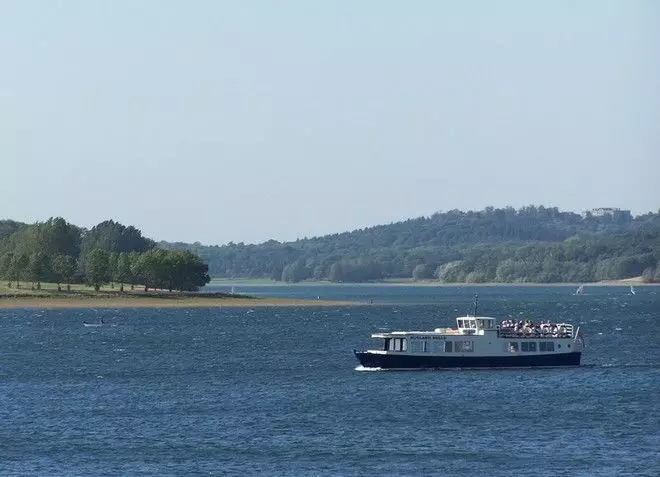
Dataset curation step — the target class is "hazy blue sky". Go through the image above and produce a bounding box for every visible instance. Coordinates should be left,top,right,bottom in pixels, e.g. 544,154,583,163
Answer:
1,1,658,244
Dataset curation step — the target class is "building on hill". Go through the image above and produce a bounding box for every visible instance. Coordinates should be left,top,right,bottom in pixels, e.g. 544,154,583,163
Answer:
583,208,632,220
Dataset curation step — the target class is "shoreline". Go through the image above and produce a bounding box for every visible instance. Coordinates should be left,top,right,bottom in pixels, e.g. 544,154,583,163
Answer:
210,279,658,287
0,295,359,309
0,296,358,310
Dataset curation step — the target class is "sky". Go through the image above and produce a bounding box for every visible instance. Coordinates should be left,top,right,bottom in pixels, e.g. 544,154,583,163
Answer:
1,1,658,245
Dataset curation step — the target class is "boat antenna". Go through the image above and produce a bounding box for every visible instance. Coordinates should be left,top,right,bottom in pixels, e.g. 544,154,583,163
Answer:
473,294,479,317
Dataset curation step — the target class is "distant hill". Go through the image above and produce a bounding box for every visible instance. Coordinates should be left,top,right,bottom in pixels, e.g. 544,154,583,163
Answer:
160,206,660,283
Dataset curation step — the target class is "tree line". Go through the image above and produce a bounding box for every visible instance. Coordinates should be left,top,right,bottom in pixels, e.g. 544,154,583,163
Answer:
0,218,210,292
3,208,658,286
160,206,660,283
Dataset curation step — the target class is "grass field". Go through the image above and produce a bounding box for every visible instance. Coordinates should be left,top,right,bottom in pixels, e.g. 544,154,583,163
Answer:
0,281,356,309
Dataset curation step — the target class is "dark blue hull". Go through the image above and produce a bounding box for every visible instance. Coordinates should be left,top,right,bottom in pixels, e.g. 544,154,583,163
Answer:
355,351,581,369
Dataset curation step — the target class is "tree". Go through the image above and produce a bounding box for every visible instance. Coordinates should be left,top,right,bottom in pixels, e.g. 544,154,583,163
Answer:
281,261,310,283
85,249,110,292
108,252,119,289
116,252,133,292
136,249,169,291
32,217,81,257
27,251,51,290
9,253,29,289
129,252,145,290
436,261,463,283
328,262,344,282
166,250,210,291
0,252,13,287
52,254,76,291
412,264,430,281
80,220,155,263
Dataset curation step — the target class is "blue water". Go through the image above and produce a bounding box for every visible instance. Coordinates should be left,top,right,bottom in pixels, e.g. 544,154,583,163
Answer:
1,286,659,476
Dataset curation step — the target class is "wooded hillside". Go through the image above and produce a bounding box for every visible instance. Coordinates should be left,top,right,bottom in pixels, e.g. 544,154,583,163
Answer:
161,206,660,283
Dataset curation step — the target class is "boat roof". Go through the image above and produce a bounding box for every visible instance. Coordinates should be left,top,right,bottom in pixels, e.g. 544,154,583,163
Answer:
372,330,445,338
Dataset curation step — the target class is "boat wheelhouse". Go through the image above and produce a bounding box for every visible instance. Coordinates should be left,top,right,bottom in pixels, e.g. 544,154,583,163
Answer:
354,305,584,370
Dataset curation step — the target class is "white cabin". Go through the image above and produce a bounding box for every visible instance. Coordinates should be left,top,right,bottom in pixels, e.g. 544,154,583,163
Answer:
369,315,582,357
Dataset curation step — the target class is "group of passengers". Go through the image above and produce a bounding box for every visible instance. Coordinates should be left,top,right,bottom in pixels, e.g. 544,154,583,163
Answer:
499,319,568,337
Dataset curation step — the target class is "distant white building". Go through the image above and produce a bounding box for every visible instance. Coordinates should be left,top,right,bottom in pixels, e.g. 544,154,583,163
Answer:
583,208,632,219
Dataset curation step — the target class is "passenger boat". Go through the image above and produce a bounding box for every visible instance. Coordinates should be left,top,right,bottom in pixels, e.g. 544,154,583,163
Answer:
354,298,584,370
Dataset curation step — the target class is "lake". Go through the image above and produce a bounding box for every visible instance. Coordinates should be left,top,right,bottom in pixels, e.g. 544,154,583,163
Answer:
1,285,658,476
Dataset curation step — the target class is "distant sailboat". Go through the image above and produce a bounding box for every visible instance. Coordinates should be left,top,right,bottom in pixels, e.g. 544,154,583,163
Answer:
630,285,636,295
574,285,584,295
230,286,236,294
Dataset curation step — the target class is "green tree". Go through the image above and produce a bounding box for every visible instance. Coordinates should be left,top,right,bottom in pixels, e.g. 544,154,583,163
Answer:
10,253,29,289
52,254,76,291
32,217,81,257
281,260,310,283
136,249,170,291
328,262,344,282
27,251,51,290
80,220,155,264
166,250,210,291
116,252,133,292
129,252,145,290
411,264,430,281
85,249,110,292
108,252,119,289
0,252,14,287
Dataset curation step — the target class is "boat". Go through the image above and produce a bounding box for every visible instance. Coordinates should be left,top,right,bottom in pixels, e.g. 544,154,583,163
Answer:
83,319,104,327
630,285,636,295
574,285,584,295
354,297,584,370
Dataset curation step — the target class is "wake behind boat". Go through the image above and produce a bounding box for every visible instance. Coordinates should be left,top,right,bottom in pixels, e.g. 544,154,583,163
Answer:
355,297,584,370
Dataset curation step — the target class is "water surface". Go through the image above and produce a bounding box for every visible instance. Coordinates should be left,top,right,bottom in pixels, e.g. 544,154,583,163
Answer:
1,286,658,476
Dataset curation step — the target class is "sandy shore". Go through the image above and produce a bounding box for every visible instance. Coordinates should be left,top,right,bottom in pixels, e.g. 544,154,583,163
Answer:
0,296,359,309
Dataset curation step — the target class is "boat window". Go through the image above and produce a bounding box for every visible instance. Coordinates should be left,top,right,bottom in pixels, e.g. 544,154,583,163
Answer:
477,320,484,329
508,342,519,353
392,338,407,352
539,341,555,352
444,341,453,353
384,338,391,351
469,320,476,329
455,340,474,352
521,342,537,352
410,339,429,353
458,320,464,328
432,340,445,353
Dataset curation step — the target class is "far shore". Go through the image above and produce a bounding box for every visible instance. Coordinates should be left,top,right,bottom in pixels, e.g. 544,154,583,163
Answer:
210,278,658,287
1,276,654,310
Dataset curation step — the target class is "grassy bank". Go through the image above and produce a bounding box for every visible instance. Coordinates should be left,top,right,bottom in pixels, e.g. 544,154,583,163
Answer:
0,282,356,309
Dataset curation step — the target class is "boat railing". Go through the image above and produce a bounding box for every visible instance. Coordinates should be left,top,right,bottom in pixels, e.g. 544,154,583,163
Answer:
497,323,574,339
